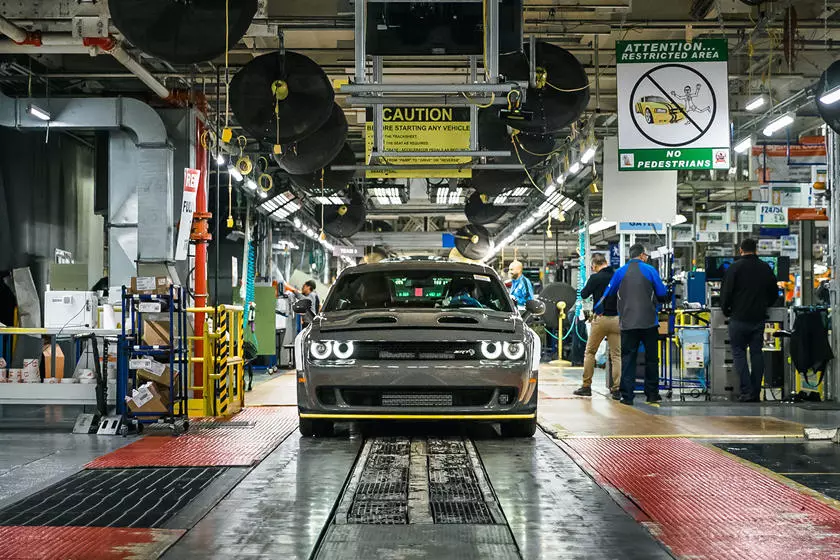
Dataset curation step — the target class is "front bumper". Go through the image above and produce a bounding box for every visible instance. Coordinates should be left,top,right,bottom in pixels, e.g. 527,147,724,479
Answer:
297,359,538,420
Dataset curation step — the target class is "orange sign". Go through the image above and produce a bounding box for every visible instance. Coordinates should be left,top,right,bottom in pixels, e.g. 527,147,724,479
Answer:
787,208,828,221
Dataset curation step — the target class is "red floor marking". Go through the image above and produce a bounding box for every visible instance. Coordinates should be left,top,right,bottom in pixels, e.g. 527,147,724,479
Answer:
0,526,183,560
86,407,298,468
565,438,840,560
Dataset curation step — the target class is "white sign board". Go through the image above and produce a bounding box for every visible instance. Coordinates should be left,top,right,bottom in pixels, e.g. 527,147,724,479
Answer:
672,224,695,244
697,212,727,233
175,168,201,261
781,235,799,260
602,137,677,223
616,39,730,171
696,232,719,243
758,204,789,225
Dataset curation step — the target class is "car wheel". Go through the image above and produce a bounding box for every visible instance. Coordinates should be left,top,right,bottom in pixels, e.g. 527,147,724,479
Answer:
299,417,334,437
645,109,653,124
500,417,537,438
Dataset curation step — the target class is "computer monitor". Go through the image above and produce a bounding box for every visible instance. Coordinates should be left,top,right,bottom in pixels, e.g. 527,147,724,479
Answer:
704,255,790,281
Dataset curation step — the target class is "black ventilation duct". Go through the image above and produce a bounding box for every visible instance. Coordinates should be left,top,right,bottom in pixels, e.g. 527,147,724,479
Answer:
230,51,335,145
109,0,258,64
288,143,356,194
273,104,348,175
465,192,507,226
817,60,840,135
322,189,367,239
499,42,590,134
454,224,492,261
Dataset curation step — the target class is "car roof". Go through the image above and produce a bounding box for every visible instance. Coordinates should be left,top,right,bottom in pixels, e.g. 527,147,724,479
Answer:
340,259,500,276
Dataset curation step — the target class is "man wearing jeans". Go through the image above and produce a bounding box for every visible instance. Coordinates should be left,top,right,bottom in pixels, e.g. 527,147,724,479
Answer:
574,253,621,400
720,239,780,402
603,244,668,405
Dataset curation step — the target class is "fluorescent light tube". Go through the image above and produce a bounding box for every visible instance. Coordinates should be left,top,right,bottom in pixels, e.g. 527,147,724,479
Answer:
26,104,51,121
745,96,766,112
762,114,794,137
733,137,752,154
819,85,840,106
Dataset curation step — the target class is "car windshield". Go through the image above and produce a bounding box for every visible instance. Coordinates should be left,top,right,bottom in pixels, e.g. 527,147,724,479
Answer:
646,96,668,103
322,268,514,312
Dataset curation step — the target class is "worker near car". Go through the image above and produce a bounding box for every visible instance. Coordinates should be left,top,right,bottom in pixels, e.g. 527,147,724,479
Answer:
601,243,668,405
508,260,534,307
574,253,621,400
720,238,780,402
286,279,320,327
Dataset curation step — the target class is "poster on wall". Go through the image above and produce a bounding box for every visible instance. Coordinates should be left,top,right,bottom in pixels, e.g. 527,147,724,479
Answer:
770,184,813,207
780,235,798,260
616,39,731,171
672,224,695,244
365,107,471,179
175,168,201,262
751,139,826,184
697,212,727,233
758,204,789,225
758,239,781,254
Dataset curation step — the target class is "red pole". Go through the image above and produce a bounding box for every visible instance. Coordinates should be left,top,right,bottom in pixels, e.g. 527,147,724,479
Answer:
193,119,210,399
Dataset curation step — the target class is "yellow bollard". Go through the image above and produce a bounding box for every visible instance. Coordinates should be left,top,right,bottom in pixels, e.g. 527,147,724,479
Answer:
549,302,571,367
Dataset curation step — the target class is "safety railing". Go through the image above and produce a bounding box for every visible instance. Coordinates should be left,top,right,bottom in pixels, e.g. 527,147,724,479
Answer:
186,304,246,418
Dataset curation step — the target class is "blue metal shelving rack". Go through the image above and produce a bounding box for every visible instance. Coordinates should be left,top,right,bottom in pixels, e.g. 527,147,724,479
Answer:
119,285,189,434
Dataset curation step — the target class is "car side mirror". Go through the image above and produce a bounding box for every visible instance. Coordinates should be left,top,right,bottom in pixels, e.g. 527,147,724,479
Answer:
526,299,545,317
293,299,312,314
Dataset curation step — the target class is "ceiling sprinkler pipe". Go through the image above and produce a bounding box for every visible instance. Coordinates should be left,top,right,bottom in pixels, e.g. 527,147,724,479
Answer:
0,16,28,44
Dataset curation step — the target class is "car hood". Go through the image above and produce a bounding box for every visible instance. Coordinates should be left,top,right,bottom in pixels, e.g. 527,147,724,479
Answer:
312,308,519,334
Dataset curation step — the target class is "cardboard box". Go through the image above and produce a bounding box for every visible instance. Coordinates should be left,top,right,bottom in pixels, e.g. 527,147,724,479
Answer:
136,357,178,387
129,276,171,296
142,319,171,347
42,344,65,381
126,382,170,415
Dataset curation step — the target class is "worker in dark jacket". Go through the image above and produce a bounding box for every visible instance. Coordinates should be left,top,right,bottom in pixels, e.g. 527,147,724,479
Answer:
720,238,780,402
574,253,621,399
602,244,668,405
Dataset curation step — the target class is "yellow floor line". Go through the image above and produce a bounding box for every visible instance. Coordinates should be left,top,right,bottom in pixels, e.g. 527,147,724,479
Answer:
707,443,840,512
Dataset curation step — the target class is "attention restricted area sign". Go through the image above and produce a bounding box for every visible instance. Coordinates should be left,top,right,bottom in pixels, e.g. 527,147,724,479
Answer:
617,40,731,172
365,107,471,179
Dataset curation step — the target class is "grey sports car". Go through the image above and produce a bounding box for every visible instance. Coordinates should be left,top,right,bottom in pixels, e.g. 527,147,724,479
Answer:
293,259,544,437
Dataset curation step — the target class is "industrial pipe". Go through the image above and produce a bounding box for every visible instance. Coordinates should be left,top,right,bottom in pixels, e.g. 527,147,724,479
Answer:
0,19,170,99
0,16,28,43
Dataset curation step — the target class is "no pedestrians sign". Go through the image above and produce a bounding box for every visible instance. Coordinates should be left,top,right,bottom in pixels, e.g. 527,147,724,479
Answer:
617,40,731,172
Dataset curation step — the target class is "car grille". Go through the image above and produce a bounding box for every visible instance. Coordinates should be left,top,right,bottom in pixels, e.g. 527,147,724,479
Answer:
315,387,517,408
353,341,480,361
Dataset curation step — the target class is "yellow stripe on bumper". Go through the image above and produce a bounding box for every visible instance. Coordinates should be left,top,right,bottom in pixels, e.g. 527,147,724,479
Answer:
298,413,536,420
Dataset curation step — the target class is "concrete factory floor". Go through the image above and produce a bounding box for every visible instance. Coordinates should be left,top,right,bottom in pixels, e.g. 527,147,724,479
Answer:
0,366,839,560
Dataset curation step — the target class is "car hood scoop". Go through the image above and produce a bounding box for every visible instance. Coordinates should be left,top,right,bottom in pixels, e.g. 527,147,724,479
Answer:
316,309,517,333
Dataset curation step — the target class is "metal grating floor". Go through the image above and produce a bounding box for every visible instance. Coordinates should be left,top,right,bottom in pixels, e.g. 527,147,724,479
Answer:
86,407,297,468
346,437,410,525
0,467,225,528
427,438,493,525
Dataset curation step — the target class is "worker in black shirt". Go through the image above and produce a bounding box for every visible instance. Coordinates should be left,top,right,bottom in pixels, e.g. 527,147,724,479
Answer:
574,253,621,399
720,238,781,402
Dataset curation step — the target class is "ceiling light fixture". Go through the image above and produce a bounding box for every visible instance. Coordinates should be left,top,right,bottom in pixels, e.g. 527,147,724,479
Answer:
569,161,582,174
26,104,51,121
819,85,840,106
762,113,794,137
744,95,767,112
215,154,226,165
228,165,243,182
580,146,597,164
733,136,752,154
588,219,616,234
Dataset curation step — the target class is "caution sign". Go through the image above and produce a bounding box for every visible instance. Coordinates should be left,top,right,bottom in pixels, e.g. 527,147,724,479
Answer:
365,107,471,179
617,40,730,172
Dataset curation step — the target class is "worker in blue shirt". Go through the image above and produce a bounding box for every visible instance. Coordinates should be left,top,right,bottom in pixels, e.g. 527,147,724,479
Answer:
600,244,668,405
508,260,534,307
